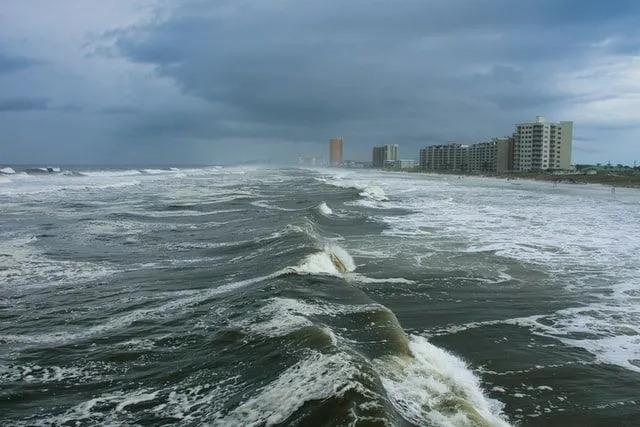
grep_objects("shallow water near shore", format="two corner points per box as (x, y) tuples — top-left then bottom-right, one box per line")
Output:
(1, 165), (639, 426)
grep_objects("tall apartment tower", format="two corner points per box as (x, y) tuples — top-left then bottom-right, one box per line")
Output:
(419, 143), (468, 171)
(514, 116), (573, 171)
(329, 137), (344, 166)
(468, 137), (514, 172)
(372, 144), (399, 167)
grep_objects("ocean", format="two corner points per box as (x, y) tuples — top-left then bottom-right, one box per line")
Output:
(1, 165), (638, 426)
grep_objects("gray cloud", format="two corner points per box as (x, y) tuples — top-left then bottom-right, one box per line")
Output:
(474, 65), (523, 84)
(99, 105), (140, 114)
(0, 53), (44, 75)
(1, 0), (640, 164)
(0, 97), (50, 112)
(104, 0), (639, 154)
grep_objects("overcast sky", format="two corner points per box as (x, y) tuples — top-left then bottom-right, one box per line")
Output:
(1, 0), (639, 165)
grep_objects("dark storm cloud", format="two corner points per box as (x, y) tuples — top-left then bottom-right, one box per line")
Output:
(0, 53), (44, 75)
(103, 0), (640, 150)
(474, 65), (523, 84)
(2, 0), (640, 164)
(55, 103), (84, 113)
(0, 97), (49, 112)
(99, 105), (141, 114)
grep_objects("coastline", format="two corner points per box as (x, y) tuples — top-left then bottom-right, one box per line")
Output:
(390, 168), (640, 189)
(487, 171), (640, 189)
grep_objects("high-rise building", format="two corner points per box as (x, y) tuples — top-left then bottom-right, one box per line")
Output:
(419, 143), (468, 171)
(514, 116), (573, 171)
(468, 137), (514, 172)
(372, 144), (399, 167)
(329, 137), (343, 166)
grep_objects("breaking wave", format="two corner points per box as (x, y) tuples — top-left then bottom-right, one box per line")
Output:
(0, 167), (16, 174)
(284, 243), (356, 276)
(317, 176), (389, 201)
(377, 335), (510, 426)
(317, 201), (333, 216)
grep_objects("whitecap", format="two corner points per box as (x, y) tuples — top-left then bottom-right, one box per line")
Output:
(80, 170), (142, 177)
(317, 201), (333, 215)
(286, 243), (356, 276)
(215, 352), (360, 426)
(377, 335), (511, 426)
(360, 185), (388, 201)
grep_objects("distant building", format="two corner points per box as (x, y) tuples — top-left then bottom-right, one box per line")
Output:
(298, 157), (318, 166)
(342, 160), (368, 168)
(514, 116), (573, 171)
(397, 159), (416, 169)
(468, 137), (514, 173)
(372, 144), (399, 167)
(329, 137), (344, 166)
(419, 143), (468, 171)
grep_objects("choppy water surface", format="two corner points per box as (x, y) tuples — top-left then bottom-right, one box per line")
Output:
(1, 166), (639, 426)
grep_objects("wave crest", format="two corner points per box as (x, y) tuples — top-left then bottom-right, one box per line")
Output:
(286, 243), (356, 276)
(0, 167), (16, 174)
(378, 335), (510, 426)
(317, 202), (333, 216)
(360, 185), (388, 201)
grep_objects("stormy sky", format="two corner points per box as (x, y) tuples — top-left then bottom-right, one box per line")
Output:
(1, 0), (639, 165)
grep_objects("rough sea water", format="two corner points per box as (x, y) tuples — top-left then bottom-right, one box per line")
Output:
(1, 165), (639, 426)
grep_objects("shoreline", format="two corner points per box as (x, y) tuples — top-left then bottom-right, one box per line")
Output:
(387, 168), (640, 189)
(486, 171), (640, 189)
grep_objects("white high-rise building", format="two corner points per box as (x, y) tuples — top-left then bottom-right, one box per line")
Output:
(514, 116), (573, 171)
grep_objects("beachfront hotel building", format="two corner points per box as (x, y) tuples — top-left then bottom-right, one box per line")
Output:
(329, 137), (344, 166)
(468, 137), (514, 173)
(418, 116), (572, 173)
(514, 116), (573, 171)
(372, 144), (399, 167)
(419, 143), (469, 171)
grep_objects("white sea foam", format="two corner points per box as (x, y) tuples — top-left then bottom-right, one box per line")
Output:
(250, 200), (298, 211)
(502, 302), (640, 373)
(322, 168), (640, 377)
(351, 274), (417, 285)
(377, 335), (511, 427)
(115, 391), (160, 412)
(0, 235), (116, 292)
(424, 297), (640, 374)
(235, 298), (314, 337)
(80, 169), (142, 177)
(345, 198), (385, 209)
(132, 209), (232, 218)
(234, 297), (393, 339)
(1, 272), (281, 347)
(317, 201), (333, 215)
(318, 174), (388, 201)
(34, 377), (245, 425)
(57, 389), (161, 424)
(0, 166), (16, 174)
(286, 243), (356, 276)
(216, 351), (360, 426)
(157, 378), (245, 421)
(360, 185), (388, 201)
(140, 168), (170, 175)
(0, 362), (114, 384)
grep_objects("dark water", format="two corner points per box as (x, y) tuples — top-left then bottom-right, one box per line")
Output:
(1, 166), (639, 426)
